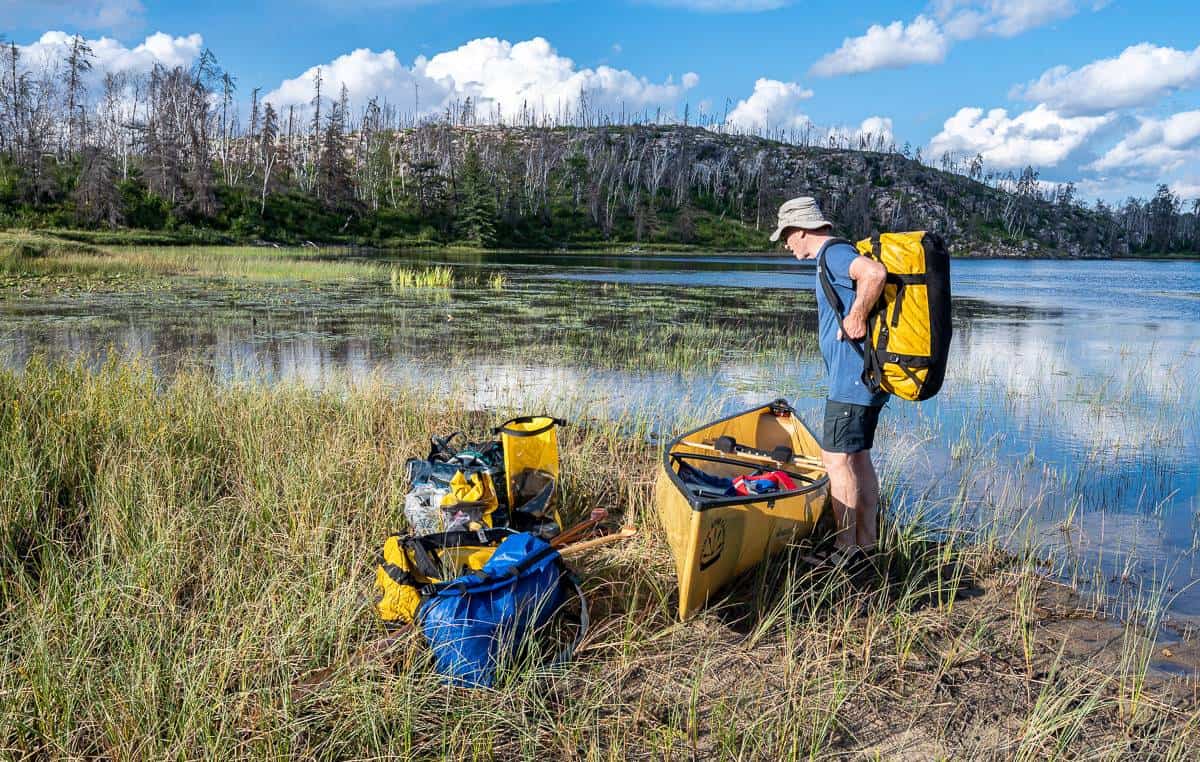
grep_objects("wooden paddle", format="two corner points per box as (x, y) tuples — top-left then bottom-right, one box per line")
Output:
(551, 508), (609, 548)
(558, 526), (637, 558)
(679, 440), (824, 468)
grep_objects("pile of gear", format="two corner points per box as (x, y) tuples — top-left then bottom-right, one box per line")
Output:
(374, 416), (589, 688)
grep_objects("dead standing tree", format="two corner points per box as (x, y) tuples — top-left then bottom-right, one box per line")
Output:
(138, 53), (217, 216)
(62, 34), (94, 155)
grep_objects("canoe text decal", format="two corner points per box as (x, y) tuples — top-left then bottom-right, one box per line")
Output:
(699, 519), (726, 571)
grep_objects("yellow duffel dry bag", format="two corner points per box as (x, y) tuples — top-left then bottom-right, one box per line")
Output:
(375, 527), (514, 627)
(819, 231), (952, 401)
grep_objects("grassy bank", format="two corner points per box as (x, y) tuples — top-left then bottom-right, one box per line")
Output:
(6, 227), (764, 256)
(1, 358), (1197, 758)
(1, 230), (453, 284)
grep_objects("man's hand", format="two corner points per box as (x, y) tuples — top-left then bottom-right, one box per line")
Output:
(839, 257), (887, 341)
(839, 313), (868, 341)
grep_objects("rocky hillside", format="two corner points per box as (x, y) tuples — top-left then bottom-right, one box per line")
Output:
(410, 124), (1125, 257)
(2, 120), (1133, 256)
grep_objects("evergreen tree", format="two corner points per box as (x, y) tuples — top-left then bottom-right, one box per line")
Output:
(316, 90), (352, 209)
(455, 145), (497, 247)
(72, 145), (121, 227)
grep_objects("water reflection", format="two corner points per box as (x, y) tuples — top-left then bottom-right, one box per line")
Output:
(2, 255), (1198, 619)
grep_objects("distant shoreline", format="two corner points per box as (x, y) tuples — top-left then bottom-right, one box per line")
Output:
(5, 228), (1198, 261)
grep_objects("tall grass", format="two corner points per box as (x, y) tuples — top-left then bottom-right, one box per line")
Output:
(390, 266), (454, 289)
(1, 357), (1197, 758)
(1, 231), (383, 282)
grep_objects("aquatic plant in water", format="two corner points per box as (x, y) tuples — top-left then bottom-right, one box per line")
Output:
(391, 265), (455, 290)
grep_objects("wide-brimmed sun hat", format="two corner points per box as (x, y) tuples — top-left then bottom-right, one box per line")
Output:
(769, 196), (832, 242)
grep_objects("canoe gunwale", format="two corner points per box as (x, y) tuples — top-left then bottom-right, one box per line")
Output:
(662, 398), (830, 512)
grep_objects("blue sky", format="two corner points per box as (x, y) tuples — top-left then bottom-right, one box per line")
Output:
(5, 0), (1199, 203)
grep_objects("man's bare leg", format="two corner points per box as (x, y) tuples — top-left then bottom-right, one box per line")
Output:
(851, 450), (880, 551)
(821, 450), (860, 551)
(822, 449), (881, 553)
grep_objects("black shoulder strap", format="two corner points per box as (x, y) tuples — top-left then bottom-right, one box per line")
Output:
(427, 431), (466, 462)
(816, 237), (855, 315)
(816, 238), (865, 358)
(402, 527), (513, 580)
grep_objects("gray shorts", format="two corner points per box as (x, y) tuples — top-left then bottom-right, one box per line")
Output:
(821, 399), (882, 454)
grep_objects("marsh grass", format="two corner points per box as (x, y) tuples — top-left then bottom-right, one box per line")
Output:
(1, 357), (1197, 759)
(1, 231), (382, 282)
(390, 266), (454, 290)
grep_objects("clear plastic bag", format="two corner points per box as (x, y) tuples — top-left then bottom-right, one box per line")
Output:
(404, 483), (450, 536)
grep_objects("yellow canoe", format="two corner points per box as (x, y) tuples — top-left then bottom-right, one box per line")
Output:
(655, 399), (829, 620)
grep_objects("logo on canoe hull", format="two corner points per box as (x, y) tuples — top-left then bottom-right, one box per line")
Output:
(699, 519), (726, 571)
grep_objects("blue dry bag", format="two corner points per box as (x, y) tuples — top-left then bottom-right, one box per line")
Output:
(418, 532), (584, 688)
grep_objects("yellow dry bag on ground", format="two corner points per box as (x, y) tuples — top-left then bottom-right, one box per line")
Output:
(819, 231), (952, 401)
(495, 416), (565, 534)
(375, 527), (514, 626)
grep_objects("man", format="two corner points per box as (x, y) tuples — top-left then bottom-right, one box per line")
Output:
(769, 197), (888, 563)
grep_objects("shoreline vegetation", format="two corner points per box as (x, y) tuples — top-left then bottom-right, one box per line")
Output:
(4, 228), (1198, 262)
(1, 37), (1196, 259)
(2, 357), (1199, 758)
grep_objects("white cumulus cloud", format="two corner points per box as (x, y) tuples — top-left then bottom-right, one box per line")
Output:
(1089, 110), (1200, 175)
(813, 1), (1101, 77)
(935, 0), (1081, 39)
(1172, 181), (1200, 202)
(810, 16), (948, 77)
(17, 30), (204, 79)
(264, 37), (699, 121)
(265, 48), (446, 117)
(821, 116), (898, 149)
(928, 104), (1112, 169)
(857, 116), (895, 146)
(1013, 43), (1200, 115)
(723, 78), (814, 131)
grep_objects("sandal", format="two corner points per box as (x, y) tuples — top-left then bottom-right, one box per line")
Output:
(799, 545), (861, 571)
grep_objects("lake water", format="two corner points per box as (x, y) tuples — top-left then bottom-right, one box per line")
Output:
(2, 253), (1198, 625)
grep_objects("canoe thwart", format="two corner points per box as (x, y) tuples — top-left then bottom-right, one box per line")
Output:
(679, 439), (825, 469)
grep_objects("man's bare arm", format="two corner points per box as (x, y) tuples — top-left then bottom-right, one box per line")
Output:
(839, 257), (887, 340)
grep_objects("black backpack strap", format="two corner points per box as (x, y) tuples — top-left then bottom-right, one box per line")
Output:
(494, 416), (567, 437)
(817, 238), (865, 359)
(401, 537), (444, 580)
(816, 237), (854, 312)
(427, 540), (561, 600)
(403, 528), (514, 581)
(414, 527), (512, 552)
(427, 431), (467, 461)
